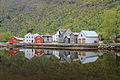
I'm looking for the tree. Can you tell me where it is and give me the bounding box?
[102,9,118,39]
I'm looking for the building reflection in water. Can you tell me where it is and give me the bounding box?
[78,51,99,64]
[8,48,103,64]
[8,48,20,55]
[20,49,44,59]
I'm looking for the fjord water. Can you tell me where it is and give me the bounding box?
[0,48,120,80]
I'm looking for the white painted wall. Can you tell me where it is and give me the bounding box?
[52,31,59,42]
[78,32,86,39]
[86,37,99,43]
[24,33,39,43]
[78,31,99,43]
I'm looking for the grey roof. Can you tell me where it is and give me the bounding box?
[81,31,98,37]
[44,33,52,37]
[59,29,67,34]
[65,36,70,38]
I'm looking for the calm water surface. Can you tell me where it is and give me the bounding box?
[0,48,120,80]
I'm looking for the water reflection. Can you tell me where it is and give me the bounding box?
[0,48,120,80]
[5,48,104,64]
[22,49,44,59]
[78,51,99,64]
[8,48,20,55]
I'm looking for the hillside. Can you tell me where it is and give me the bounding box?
[0,0,120,40]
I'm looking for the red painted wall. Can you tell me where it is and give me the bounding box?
[8,49,20,55]
[34,36,43,43]
[8,37,20,44]
[35,49,44,56]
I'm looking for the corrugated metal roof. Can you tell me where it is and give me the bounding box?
[59,29,67,34]
[14,36,24,40]
[81,56,98,64]
[66,36,70,38]
[44,33,52,36]
[34,33,40,37]
[82,31,98,37]
[72,32,79,35]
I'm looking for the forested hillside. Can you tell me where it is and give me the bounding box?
[0,0,120,40]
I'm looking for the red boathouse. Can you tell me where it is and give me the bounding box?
[34,36,43,43]
[8,49,20,55]
[8,37,20,44]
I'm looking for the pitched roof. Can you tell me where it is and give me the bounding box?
[81,31,98,37]
[59,29,67,34]
[14,36,24,40]
[34,33,40,37]
[25,33,32,36]
[80,56,98,64]
[72,32,79,35]
[44,33,52,37]
[65,36,70,38]
[25,33,40,37]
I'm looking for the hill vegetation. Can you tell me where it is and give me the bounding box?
[0,0,120,40]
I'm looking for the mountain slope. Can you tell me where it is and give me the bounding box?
[0,0,120,39]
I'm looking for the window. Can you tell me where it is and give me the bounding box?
[47,36,49,41]
[81,34,83,37]
[13,40,17,42]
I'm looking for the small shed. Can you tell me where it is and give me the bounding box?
[78,31,99,43]
[8,37,23,44]
[34,36,43,43]
[64,36,70,43]
[43,33,52,43]
[70,32,79,43]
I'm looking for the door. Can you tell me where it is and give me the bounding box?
[32,40,33,43]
